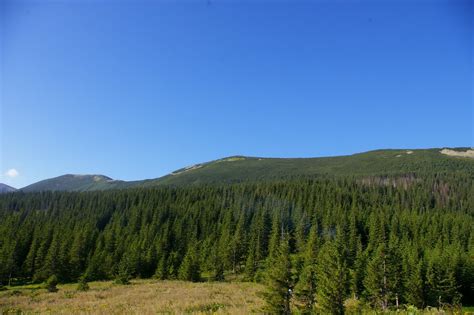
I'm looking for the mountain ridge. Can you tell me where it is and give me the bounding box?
[15,147,474,192]
[21,174,113,192]
[0,183,17,193]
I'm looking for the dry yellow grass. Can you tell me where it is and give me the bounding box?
[0,280,265,314]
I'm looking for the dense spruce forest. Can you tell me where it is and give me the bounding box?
[0,173,473,313]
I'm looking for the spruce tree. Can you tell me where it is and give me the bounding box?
[294,223,319,314]
[115,257,132,285]
[230,211,246,273]
[37,234,64,282]
[349,238,365,298]
[178,245,201,282]
[76,275,90,291]
[244,245,257,281]
[45,274,58,292]
[404,257,425,308]
[154,256,167,280]
[363,244,401,311]
[263,234,293,315]
[425,258,461,306]
[315,241,348,315]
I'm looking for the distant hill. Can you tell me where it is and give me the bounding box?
[0,183,17,193]
[19,147,474,192]
[21,174,114,192]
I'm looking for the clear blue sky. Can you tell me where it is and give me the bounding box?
[1,0,473,188]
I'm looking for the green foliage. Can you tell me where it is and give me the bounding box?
[263,234,293,315]
[45,275,58,292]
[115,258,131,285]
[19,148,474,191]
[425,254,461,306]
[403,256,425,308]
[178,245,201,282]
[363,244,402,310]
[315,241,348,315]
[294,223,319,313]
[22,174,112,192]
[76,276,89,291]
[184,303,227,313]
[0,170,473,311]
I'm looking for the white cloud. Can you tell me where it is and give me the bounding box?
[5,168,19,178]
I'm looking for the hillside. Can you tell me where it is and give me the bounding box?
[18,147,474,192]
[0,183,17,194]
[21,174,114,192]
[1,173,472,310]
[146,148,474,187]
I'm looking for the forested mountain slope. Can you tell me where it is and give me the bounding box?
[147,148,474,186]
[0,183,17,194]
[1,172,473,311]
[21,175,115,192]
[19,147,474,192]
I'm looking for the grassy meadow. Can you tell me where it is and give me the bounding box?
[0,280,265,314]
[1,280,473,314]
[0,279,474,315]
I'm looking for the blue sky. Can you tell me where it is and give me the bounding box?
[1,0,473,188]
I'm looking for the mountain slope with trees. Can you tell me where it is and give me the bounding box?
[21,174,115,192]
[0,183,17,194]
[0,170,473,312]
[18,147,474,192]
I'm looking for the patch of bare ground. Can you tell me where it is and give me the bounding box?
[440,148,474,158]
[0,280,265,314]
[359,174,420,189]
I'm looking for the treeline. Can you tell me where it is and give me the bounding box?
[0,173,473,312]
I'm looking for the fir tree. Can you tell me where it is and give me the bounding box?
[115,257,132,285]
[45,275,58,292]
[363,244,401,311]
[178,245,201,282]
[315,241,348,315]
[426,258,461,306]
[76,275,90,291]
[294,223,318,314]
[263,234,293,315]
[404,256,425,308]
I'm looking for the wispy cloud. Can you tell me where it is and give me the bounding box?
[5,169,19,178]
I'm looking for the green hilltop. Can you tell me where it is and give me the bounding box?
[21,174,114,192]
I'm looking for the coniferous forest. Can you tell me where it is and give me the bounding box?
[0,173,473,313]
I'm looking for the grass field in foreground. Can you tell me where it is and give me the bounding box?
[0,279,265,314]
[1,280,473,314]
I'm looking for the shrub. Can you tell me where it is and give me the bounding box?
[114,268,131,285]
[76,276,90,291]
[115,257,132,285]
[185,303,227,313]
[344,297,362,314]
[45,275,58,292]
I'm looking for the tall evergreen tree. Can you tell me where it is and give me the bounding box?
[425,256,461,306]
[178,244,201,282]
[294,223,319,314]
[315,241,348,315]
[363,244,401,311]
[263,234,293,315]
[404,258,425,308]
